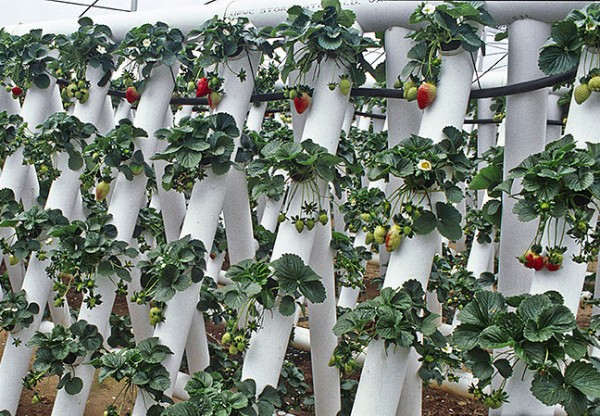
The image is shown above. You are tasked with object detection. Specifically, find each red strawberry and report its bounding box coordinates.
[11,86,23,98]
[519,249,543,271]
[125,86,140,104]
[417,82,437,109]
[208,91,221,110]
[196,77,210,98]
[293,92,311,114]
[543,257,560,272]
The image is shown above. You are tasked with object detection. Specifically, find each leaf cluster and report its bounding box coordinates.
[46,212,137,307]
[26,320,103,396]
[161,372,280,416]
[52,17,117,87]
[0,289,39,332]
[247,139,344,201]
[454,290,600,415]
[154,113,240,195]
[539,3,600,76]
[273,0,376,85]
[0,29,56,90]
[137,235,206,304]
[91,337,173,404]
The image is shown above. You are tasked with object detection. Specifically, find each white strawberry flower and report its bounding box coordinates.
[442,344,453,354]
[581,290,593,301]
[418,159,433,171]
[142,38,152,48]
[586,21,598,32]
[422,3,436,15]
[96,45,106,54]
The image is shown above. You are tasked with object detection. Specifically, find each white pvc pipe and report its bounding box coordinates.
[307,223,341,416]
[0,65,109,415]
[497,19,551,298]
[130,51,261,416]
[246,102,267,132]
[352,46,474,416]
[242,56,351,394]
[51,63,178,416]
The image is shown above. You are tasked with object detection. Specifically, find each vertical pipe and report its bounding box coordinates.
[496,19,551,298]
[307,222,341,416]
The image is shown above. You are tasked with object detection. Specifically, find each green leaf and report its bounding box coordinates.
[518,294,553,322]
[412,210,436,235]
[531,368,567,406]
[459,291,505,326]
[435,202,462,241]
[279,295,296,316]
[64,376,83,395]
[470,165,502,191]
[493,359,513,378]
[565,361,600,398]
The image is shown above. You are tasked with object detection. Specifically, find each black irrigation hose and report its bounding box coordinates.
[57,67,576,105]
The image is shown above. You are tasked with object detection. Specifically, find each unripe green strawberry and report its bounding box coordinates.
[295,219,305,233]
[360,213,372,223]
[365,231,374,245]
[405,86,418,102]
[8,254,18,266]
[393,79,401,89]
[589,76,600,92]
[229,345,239,355]
[306,218,315,230]
[319,212,329,225]
[130,164,144,176]
[149,307,163,325]
[403,226,412,235]
[339,76,351,96]
[328,82,337,91]
[385,224,402,252]
[373,225,387,245]
[288,89,298,99]
[221,332,232,345]
[403,80,415,98]
[187,81,196,92]
[574,83,591,104]
[208,91,221,110]
[237,342,246,351]
[278,213,286,223]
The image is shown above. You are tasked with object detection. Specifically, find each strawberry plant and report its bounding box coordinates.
[247,139,344,231]
[0,29,56,94]
[399,2,494,108]
[0,205,68,263]
[115,22,185,93]
[453,290,600,414]
[91,337,174,411]
[135,235,206,309]
[213,254,325,355]
[159,371,281,416]
[153,113,240,196]
[185,16,275,80]
[80,119,151,192]
[0,112,25,166]
[502,135,600,269]
[25,320,104,397]
[45,212,137,308]
[331,280,442,375]
[52,17,117,104]
[273,0,375,91]
[330,231,371,290]
[539,4,600,105]
[22,112,97,185]
[339,187,391,243]
[0,289,40,333]
[368,126,472,244]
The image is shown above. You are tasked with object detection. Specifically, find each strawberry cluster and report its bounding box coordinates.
[195,73,224,110]
[393,78,437,109]
[518,245,565,272]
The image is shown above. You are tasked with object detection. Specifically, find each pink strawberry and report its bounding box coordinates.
[417,82,437,109]
[125,86,140,104]
[385,224,402,252]
[208,91,221,110]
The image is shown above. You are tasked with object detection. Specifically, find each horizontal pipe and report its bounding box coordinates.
[7,1,585,39]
